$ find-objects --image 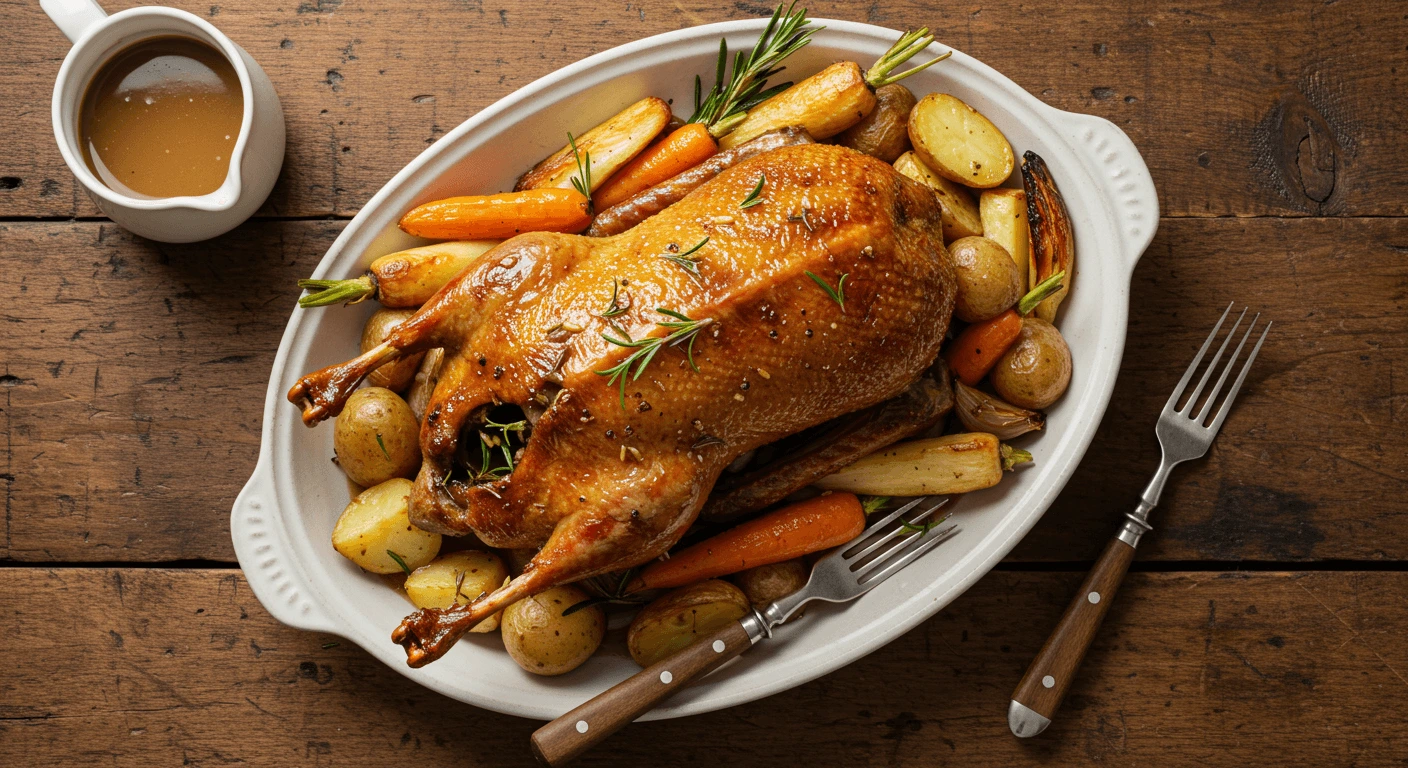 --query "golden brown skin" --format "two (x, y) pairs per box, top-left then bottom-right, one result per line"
(287, 143), (955, 666)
